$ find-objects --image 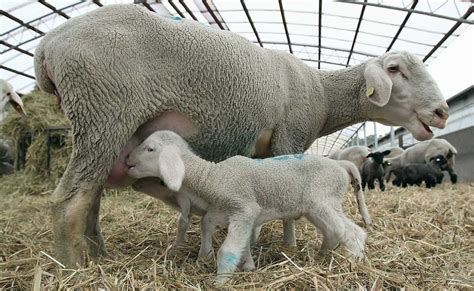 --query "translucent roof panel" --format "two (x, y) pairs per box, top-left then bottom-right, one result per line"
(1, 0), (472, 154)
